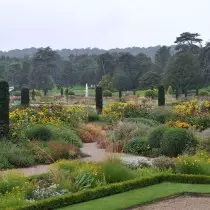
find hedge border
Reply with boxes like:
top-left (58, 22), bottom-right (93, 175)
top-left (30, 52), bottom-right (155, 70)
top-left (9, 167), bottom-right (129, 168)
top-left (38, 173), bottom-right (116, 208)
top-left (16, 173), bottom-right (210, 210)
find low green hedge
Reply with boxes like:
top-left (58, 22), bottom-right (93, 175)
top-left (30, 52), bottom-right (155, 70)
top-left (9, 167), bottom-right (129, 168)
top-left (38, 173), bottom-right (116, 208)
top-left (16, 173), bottom-right (210, 210)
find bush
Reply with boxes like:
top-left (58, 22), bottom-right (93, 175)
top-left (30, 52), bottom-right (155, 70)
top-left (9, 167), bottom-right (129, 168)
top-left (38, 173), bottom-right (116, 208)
top-left (167, 86), bottom-right (173, 95)
top-left (124, 137), bottom-right (150, 156)
top-left (152, 156), bottom-right (175, 170)
top-left (185, 115), bottom-right (210, 130)
top-left (77, 123), bottom-right (105, 144)
top-left (175, 155), bottom-right (208, 175)
top-left (68, 90), bottom-right (75, 95)
top-left (144, 89), bottom-right (157, 99)
top-left (27, 124), bottom-right (53, 141)
top-left (46, 125), bottom-right (82, 148)
top-left (103, 90), bottom-right (112, 97)
top-left (103, 158), bottom-right (136, 183)
top-left (110, 122), bottom-right (150, 143)
top-left (149, 107), bottom-right (172, 123)
top-left (160, 128), bottom-right (197, 157)
top-left (199, 89), bottom-right (209, 96)
top-left (88, 110), bottom-right (99, 122)
top-left (0, 171), bottom-right (27, 194)
top-left (0, 141), bottom-right (35, 169)
top-left (48, 141), bottom-right (80, 161)
top-left (148, 125), bottom-right (169, 149)
top-left (30, 89), bottom-right (43, 97)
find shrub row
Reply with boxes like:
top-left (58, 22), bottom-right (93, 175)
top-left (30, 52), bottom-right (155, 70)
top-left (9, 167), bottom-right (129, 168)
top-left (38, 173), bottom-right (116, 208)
top-left (16, 173), bottom-right (210, 210)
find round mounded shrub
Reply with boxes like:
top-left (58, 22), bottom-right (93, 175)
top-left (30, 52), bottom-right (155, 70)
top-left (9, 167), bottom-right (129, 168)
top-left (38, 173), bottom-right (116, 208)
top-left (68, 90), bottom-right (75, 95)
top-left (144, 89), bottom-right (157, 99)
top-left (103, 90), bottom-right (112, 97)
top-left (160, 128), bottom-right (197, 157)
top-left (27, 124), bottom-right (53, 141)
top-left (148, 125), bottom-right (169, 148)
top-left (150, 108), bottom-right (172, 123)
top-left (88, 110), bottom-right (99, 122)
top-left (124, 137), bottom-right (150, 156)
top-left (199, 89), bottom-right (209, 96)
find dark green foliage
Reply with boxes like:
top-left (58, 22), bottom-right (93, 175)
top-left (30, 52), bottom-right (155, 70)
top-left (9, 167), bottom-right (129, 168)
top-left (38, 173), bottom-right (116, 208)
top-left (158, 85), bottom-right (165, 106)
top-left (96, 86), bottom-right (103, 114)
top-left (103, 90), bottom-right (112, 97)
top-left (0, 80), bottom-right (9, 138)
top-left (27, 124), bottom-right (53, 141)
top-left (160, 128), bottom-right (197, 157)
top-left (124, 137), bottom-right (150, 156)
top-left (21, 87), bottom-right (30, 105)
top-left (148, 126), bottom-right (169, 148)
top-left (60, 87), bottom-right (64, 96)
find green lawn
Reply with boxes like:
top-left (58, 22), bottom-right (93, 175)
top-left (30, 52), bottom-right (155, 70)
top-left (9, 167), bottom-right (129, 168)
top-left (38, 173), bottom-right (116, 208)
top-left (59, 182), bottom-right (210, 210)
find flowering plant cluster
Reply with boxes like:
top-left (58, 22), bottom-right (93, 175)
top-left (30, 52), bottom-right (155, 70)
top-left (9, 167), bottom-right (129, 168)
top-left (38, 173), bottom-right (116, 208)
top-left (174, 99), bottom-right (210, 117)
top-left (167, 120), bottom-right (191, 129)
top-left (9, 104), bottom-right (88, 126)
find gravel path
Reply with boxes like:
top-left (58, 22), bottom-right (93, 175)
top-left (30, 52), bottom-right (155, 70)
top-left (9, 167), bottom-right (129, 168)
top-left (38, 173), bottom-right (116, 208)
top-left (133, 195), bottom-right (210, 210)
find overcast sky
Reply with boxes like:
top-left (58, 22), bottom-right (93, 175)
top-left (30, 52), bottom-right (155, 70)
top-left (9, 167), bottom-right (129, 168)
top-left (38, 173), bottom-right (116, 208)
top-left (0, 0), bottom-right (209, 51)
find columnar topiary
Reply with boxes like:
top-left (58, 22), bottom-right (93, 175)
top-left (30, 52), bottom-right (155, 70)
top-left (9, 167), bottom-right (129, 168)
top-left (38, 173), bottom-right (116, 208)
top-left (158, 85), bottom-right (165, 106)
top-left (61, 87), bottom-right (64, 97)
top-left (0, 80), bottom-right (9, 138)
top-left (21, 86), bottom-right (30, 106)
top-left (119, 90), bottom-right (122, 99)
top-left (96, 86), bottom-right (103, 114)
top-left (31, 89), bottom-right (35, 100)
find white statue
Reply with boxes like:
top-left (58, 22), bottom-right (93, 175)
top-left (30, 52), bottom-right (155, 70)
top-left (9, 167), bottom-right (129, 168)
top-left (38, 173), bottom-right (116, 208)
top-left (85, 83), bottom-right (88, 97)
top-left (9, 86), bottom-right (14, 92)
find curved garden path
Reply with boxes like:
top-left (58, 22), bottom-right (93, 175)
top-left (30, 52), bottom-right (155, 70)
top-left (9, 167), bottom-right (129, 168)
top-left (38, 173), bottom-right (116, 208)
top-left (9, 143), bottom-right (109, 176)
top-left (6, 142), bottom-right (151, 176)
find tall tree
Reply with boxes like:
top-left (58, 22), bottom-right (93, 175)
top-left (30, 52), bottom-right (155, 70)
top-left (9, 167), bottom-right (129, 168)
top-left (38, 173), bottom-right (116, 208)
top-left (200, 42), bottom-right (210, 86)
top-left (119, 53), bottom-right (151, 94)
top-left (174, 32), bottom-right (202, 54)
top-left (155, 46), bottom-right (171, 69)
top-left (165, 52), bottom-right (200, 94)
top-left (30, 47), bottom-right (57, 94)
top-left (97, 53), bottom-right (116, 82)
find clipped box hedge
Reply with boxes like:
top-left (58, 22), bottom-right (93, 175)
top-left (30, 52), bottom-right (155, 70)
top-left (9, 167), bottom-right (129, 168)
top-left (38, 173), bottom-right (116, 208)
top-left (16, 173), bottom-right (210, 210)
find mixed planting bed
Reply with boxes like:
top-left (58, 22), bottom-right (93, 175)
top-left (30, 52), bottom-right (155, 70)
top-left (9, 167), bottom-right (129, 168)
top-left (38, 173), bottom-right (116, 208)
top-left (0, 83), bottom-right (210, 209)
